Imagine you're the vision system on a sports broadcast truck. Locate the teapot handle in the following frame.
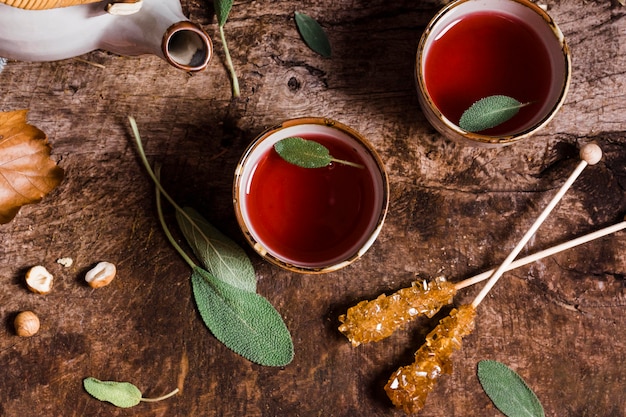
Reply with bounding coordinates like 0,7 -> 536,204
0,0 -> 102,10
106,0 -> 143,15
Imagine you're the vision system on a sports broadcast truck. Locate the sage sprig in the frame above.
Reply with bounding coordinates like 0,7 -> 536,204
459,95 -> 530,132
295,12 -> 332,57
477,360 -> 545,417
214,0 -> 240,97
83,377 -> 178,408
274,137 -> 364,169
129,116 -> 294,367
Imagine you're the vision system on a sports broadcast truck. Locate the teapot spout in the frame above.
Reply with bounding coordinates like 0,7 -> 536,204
163,21 -> 212,72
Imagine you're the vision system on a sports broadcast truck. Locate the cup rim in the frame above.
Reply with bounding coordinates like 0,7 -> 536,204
415,0 -> 572,146
232,117 -> 390,274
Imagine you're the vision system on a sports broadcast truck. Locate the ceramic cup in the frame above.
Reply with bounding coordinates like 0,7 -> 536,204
416,0 -> 571,146
233,118 -> 389,274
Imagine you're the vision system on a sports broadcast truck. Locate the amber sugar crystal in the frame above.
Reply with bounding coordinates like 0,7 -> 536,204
338,278 -> 457,346
384,304 -> 476,414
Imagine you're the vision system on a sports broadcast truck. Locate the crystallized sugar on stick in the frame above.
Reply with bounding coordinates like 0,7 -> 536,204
384,304 -> 476,415
338,214 -> 625,348
338,278 -> 457,347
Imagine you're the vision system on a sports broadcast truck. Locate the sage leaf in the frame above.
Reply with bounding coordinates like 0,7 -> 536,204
275,136 -> 332,168
274,137 -> 364,169
176,207 -> 256,293
192,266 -> 294,366
214,0 -> 234,27
459,95 -> 528,132
295,12 -> 332,57
132,117 -> 292,367
477,360 -> 545,417
83,377 -> 142,408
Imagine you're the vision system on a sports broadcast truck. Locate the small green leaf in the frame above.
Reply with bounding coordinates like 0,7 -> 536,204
83,377 -> 142,408
295,12 -> 332,57
176,207 -> 256,293
274,137 -> 364,169
214,0 -> 234,27
477,360 -> 545,417
459,95 -> 528,132
192,266 -> 294,366
275,136 -> 332,168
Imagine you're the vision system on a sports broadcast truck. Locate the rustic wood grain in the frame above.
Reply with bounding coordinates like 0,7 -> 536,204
0,0 -> 624,416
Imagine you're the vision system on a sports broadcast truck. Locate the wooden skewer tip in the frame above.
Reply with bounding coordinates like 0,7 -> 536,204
470,144 -> 600,308
579,143 -> 602,165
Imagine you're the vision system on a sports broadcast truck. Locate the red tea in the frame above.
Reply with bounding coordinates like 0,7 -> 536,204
424,11 -> 552,135
245,134 -> 378,266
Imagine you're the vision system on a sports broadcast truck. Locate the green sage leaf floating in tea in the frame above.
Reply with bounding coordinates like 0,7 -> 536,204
192,266 -> 294,366
295,12 -> 332,57
274,137 -> 364,169
275,136 -> 332,168
214,0 -> 240,97
459,95 -> 529,132
83,377 -> 179,408
176,207 -> 256,293
477,360 -> 545,417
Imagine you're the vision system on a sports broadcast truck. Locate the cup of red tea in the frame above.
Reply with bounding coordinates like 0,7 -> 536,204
416,0 -> 571,146
233,117 -> 389,274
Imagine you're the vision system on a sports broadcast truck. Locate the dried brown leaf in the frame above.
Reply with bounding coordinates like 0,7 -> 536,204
0,110 -> 64,224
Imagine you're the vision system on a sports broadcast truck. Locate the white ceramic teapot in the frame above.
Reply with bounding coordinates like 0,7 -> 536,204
0,0 -> 213,72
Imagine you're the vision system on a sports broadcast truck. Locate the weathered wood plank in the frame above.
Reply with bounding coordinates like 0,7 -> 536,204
0,0 -> 624,416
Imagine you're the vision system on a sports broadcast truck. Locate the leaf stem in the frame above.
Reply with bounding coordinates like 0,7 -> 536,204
219,25 -> 240,98
140,388 -> 180,403
155,166 -> 196,270
129,117 -> 183,213
329,157 -> 364,169
129,116 -> 236,278
130,116 -> 208,269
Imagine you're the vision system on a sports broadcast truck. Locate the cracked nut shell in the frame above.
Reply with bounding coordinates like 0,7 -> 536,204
25,265 -> 54,294
85,261 -> 117,288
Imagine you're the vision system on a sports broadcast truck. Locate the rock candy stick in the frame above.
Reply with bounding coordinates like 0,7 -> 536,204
384,304 -> 476,414
339,213 -> 624,347
338,278 -> 457,347
383,144 -> 603,414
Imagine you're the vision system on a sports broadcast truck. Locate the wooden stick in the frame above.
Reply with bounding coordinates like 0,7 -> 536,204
471,143 -> 603,308
455,217 -> 625,290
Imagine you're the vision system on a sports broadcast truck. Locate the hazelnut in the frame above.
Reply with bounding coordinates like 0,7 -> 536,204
14,311 -> 40,337
85,262 -> 117,288
25,265 -> 54,294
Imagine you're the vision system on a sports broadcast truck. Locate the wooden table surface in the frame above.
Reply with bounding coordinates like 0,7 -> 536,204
1,1 -> 625,416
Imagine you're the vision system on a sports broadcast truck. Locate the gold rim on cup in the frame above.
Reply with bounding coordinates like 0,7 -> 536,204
415,0 -> 572,146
